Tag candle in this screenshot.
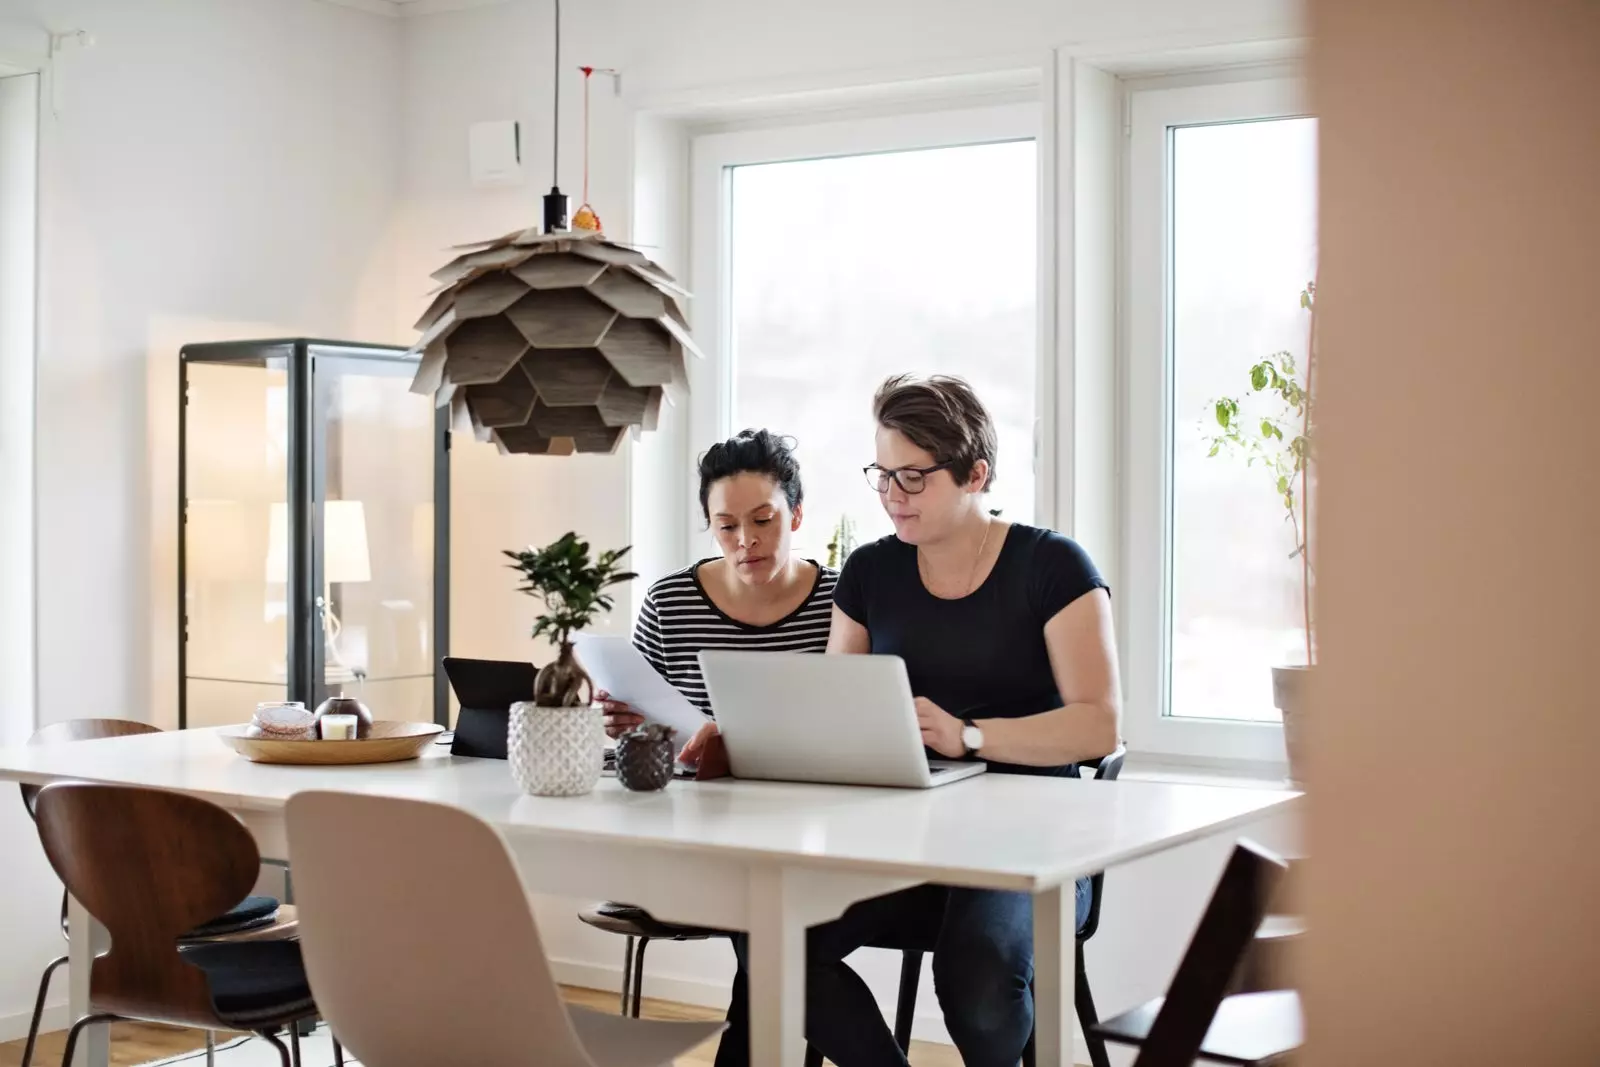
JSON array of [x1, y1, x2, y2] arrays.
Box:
[[320, 714, 358, 740]]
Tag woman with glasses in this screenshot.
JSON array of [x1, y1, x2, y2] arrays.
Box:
[[793, 374, 1122, 1067]]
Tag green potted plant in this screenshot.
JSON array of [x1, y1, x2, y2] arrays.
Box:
[[1203, 282, 1317, 781], [503, 533, 635, 795]]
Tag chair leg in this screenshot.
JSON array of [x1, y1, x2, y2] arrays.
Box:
[[21, 955, 68, 1067], [619, 935, 636, 1015], [333, 1036, 345, 1067], [289, 1023, 302, 1067], [1074, 943, 1112, 1067], [59, 1013, 118, 1067], [803, 1045, 825, 1067], [205, 1030, 216, 1067], [630, 937, 650, 1018], [258, 1029, 292, 1067], [893, 950, 923, 1054]]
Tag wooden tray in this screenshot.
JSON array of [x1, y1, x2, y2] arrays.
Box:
[[219, 721, 444, 765]]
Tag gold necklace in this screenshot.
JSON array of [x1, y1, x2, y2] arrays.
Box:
[[919, 518, 994, 598]]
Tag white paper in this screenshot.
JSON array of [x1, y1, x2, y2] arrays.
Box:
[[573, 634, 711, 747]]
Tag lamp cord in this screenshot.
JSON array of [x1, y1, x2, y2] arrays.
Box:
[[551, 0, 561, 186]]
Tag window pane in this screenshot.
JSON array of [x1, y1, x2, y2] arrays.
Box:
[[1170, 117, 1317, 722], [728, 140, 1037, 562]]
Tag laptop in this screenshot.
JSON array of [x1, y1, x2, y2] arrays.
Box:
[[697, 651, 987, 789], [441, 656, 537, 759]]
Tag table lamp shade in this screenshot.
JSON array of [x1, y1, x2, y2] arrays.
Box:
[[265, 500, 372, 585]]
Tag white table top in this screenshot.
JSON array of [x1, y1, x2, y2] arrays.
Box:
[[0, 728, 1298, 892]]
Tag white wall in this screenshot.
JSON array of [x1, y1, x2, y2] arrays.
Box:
[[395, 1, 1304, 1057], [0, 0, 403, 1036]]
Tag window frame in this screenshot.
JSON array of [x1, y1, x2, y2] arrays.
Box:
[[1121, 75, 1309, 767], [687, 101, 1046, 563]]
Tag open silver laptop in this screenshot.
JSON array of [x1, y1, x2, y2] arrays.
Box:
[[697, 651, 987, 789]]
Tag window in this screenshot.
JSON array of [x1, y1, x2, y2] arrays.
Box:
[[690, 104, 1041, 563], [1124, 76, 1316, 764]]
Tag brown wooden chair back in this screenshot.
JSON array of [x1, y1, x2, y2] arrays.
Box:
[[19, 719, 162, 816], [32, 782, 257, 1029], [1133, 839, 1288, 1067]]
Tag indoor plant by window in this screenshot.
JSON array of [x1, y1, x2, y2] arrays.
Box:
[[1204, 282, 1317, 780], [504, 533, 635, 795]]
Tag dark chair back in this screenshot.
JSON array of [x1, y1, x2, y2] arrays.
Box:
[[19, 719, 162, 816], [1132, 840, 1287, 1067], [32, 782, 258, 1028], [1076, 742, 1127, 942]]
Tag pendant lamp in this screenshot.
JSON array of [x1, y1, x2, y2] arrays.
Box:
[[407, 1, 697, 455]]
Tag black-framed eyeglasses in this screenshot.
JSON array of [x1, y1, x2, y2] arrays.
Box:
[[863, 462, 952, 495]]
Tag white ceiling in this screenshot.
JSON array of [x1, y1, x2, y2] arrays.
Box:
[[319, 0, 510, 17]]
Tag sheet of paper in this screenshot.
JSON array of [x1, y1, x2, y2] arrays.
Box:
[[573, 634, 711, 748]]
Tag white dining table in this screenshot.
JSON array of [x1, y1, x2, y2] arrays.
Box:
[[0, 728, 1298, 1067]]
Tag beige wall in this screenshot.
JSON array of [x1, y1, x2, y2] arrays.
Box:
[[1306, 3, 1598, 1064]]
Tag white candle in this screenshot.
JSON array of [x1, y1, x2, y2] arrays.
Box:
[[320, 714, 357, 740]]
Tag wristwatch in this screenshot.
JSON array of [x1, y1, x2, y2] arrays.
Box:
[[960, 718, 984, 758]]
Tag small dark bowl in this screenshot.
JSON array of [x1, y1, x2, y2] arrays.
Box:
[[615, 725, 675, 792]]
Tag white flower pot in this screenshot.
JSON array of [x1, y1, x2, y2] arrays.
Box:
[[508, 702, 605, 797]]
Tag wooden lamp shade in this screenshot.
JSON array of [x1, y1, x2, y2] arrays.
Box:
[[408, 229, 699, 455]]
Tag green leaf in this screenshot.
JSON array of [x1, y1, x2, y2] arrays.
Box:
[[1277, 474, 1290, 495], [1214, 400, 1232, 429], [1260, 419, 1274, 440], [1207, 442, 1220, 458], [1250, 364, 1269, 391]]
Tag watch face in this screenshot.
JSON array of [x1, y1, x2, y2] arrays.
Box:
[[962, 725, 983, 753]]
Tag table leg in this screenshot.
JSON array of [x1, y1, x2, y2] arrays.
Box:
[[1032, 884, 1076, 1067], [66, 894, 109, 1067], [745, 865, 807, 1067]]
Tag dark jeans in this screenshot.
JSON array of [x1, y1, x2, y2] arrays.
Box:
[[713, 876, 1092, 1067]]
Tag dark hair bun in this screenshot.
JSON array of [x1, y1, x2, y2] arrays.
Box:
[[697, 429, 803, 524]]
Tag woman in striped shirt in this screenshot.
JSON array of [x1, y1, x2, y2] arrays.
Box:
[[599, 428, 836, 752]]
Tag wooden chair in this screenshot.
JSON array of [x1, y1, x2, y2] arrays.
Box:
[[16, 719, 294, 1067], [284, 790, 726, 1067], [31, 782, 326, 1067], [800, 745, 1129, 1067], [1090, 840, 1301, 1067]]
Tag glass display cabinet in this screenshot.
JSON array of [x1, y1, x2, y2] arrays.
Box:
[[179, 339, 450, 728]]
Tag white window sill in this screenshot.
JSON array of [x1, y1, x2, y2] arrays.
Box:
[[1120, 754, 1296, 791]]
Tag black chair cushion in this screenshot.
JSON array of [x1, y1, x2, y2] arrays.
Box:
[[579, 902, 729, 940], [179, 939, 315, 1028], [1092, 990, 1302, 1066], [186, 895, 280, 938]]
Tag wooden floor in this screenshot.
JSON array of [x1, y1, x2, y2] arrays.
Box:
[[0, 986, 969, 1067]]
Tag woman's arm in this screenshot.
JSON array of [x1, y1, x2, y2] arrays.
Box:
[[919, 589, 1121, 766], [827, 605, 871, 654], [977, 589, 1120, 764]]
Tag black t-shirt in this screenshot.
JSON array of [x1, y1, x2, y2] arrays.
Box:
[[833, 523, 1109, 776]]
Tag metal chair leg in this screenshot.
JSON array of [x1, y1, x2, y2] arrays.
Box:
[[289, 1023, 303, 1067], [258, 1029, 293, 1067], [1075, 942, 1111, 1067], [619, 935, 636, 1015], [630, 937, 650, 1018], [892, 950, 922, 1054], [21, 955, 68, 1067], [803, 1045, 825, 1067], [59, 1013, 119, 1067], [205, 1030, 216, 1067], [333, 1036, 345, 1067]]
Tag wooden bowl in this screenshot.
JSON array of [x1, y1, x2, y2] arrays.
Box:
[[219, 721, 445, 766]]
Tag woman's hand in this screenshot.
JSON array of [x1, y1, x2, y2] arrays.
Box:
[[677, 720, 721, 766], [597, 690, 646, 739], [915, 697, 966, 758]]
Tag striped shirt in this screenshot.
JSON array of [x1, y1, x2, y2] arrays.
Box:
[[633, 560, 838, 715]]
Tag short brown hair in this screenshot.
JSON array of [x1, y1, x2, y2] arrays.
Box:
[[872, 374, 997, 490]]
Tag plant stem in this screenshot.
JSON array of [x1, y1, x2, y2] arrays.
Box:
[[1301, 283, 1318, 667]]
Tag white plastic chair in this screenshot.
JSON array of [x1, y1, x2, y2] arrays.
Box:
[[285, 791, 725, 1067]]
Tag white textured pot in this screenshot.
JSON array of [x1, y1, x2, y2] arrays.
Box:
[[508, 701, 605, 797], [1271, 665, 1314, 787]]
